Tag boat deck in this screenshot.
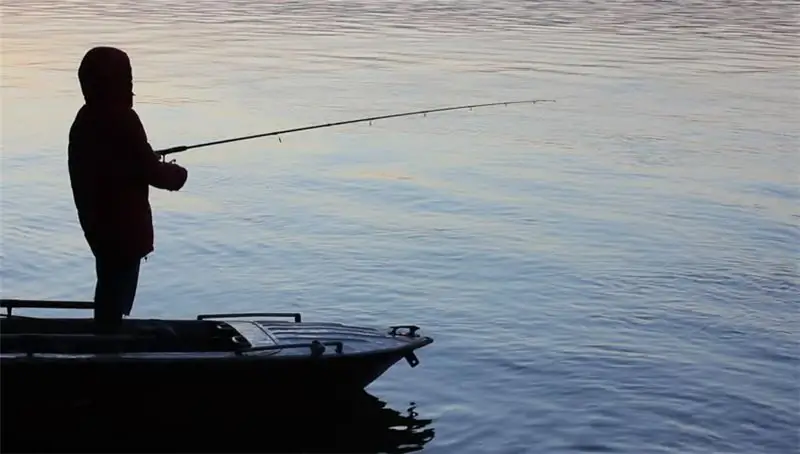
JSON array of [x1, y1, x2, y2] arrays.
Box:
[[1, 316, 240, 354], [0, 298, 431, 361]]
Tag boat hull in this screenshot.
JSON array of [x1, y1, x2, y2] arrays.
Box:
[[2, 350, 412, 415], [0, 300, 434, 413]]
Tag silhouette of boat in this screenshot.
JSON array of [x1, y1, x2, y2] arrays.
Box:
[[0, 298, 433, 405]]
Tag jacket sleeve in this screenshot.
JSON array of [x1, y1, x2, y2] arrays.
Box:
[[126, 110, 188, 191]]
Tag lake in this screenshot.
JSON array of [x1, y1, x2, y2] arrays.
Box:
[[1, 0, 798, 452]]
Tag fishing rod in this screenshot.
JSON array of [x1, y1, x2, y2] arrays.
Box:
[[154, 99, 554, 156]]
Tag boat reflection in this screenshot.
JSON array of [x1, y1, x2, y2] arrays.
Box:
[[3, 390, 435, 453]]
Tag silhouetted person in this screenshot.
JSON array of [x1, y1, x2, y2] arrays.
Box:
[[68, 47, 188, 333]]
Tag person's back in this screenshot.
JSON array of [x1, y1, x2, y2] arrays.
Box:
[[68, 46, 188, 332]]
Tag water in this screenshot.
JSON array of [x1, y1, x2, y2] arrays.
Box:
[[1, 0, 798, 452]]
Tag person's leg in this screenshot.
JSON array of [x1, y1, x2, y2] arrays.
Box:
[[94, 257, 120, 333], [119, 259, 141, 317], [94, 256, 141, 332]]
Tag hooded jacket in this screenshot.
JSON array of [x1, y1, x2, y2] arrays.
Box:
[[68, 47, 188, 260]]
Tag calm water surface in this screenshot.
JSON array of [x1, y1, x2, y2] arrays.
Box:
[[1, 1, 798, 453]]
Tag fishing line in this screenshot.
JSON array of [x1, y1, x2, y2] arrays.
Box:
[[154, 99, 554, 157]]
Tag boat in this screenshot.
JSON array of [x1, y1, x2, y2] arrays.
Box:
[[0, 298, 433, 405]]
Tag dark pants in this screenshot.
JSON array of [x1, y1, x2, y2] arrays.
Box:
[[94, 256, 141, 332]]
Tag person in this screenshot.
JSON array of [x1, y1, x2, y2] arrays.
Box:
[[68, 46, 188, 333]]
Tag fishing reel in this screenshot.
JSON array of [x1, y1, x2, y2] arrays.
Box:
[[155, 150, 178, 165]]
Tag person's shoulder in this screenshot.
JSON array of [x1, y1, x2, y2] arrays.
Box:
[[70, 104, 110, 130], [69, 104, 92, 140], [69, 105, 148, 143], [122, 108, 148, 140], [70, 104, 89, 123], [123, 107, 143, 121]]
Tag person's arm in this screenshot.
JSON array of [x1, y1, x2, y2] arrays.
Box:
[[125, 109, 188, 191]]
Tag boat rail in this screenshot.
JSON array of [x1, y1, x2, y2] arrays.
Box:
[[1, 299, 93, 316], [197, 312, 302, 322], [0, 301, 305, 324]]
